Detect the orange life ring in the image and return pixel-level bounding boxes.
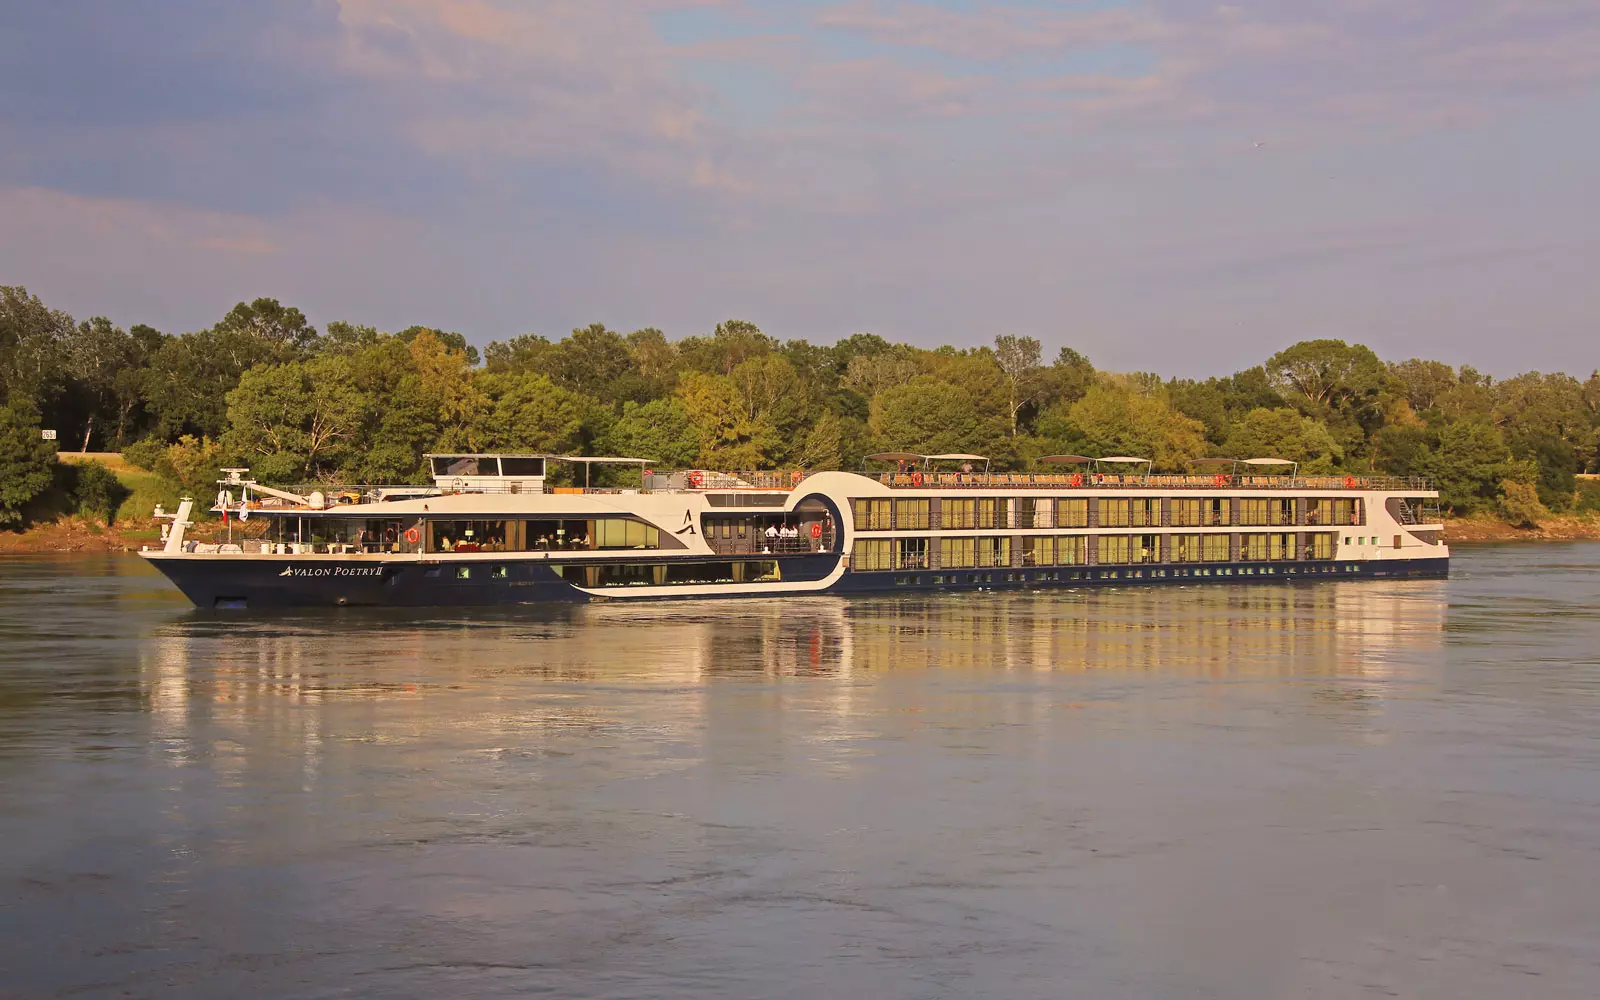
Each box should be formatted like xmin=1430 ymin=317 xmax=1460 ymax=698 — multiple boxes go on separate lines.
xmin=910 ymin=471 xmax=924 ymax=487
xmin=1070 ymin=473 xmax=1083 ymax=488
xmin=687 ymin=470 xmax=704 ymax=488
xmin=1213 ymin=474 xmax=1227 ymax=488
xmin=404 ymin=526 xmax=420 ymax=545
xmin=1343 ymin=475 xmax=1356 ymax=489
xmin=1094 ymin=473 xmax=1106 ymax=485
xmin=791 ymin=470 xmax=803 ymax=486
xmin=810 ymin=522 xmax=823 ymax=539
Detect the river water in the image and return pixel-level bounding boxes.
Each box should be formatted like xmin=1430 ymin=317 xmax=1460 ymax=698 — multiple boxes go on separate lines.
xmin=2 ymin=546 xmax=1599 ymax=999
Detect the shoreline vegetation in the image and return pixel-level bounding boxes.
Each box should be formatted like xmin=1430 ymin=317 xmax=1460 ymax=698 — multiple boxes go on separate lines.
xmin=4 ymin=286 xmax=1599 ymax=546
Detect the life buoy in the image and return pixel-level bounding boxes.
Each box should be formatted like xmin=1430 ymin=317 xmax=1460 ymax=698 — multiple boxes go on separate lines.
xmin=687 ymin=470 xmax=704 ymax=488
xmin=1213 ymin=474 xmax=1227 ymax=488
xmin=810 ymin=522 xmax=823 ymax=539
xmin=1070 ymin=473 xmax=1083 ymax=488
xmin=1343 ymin=476 xmax=1356 ymax=489
xmin=910 ymin=471 xmax=924 ymax=487
xmin=404 ymin=526 xmax=420 ymax=545
xmin=1094 ymin=473 xmax=1106 ymax=485
xmin=791 ymin=470 xmax=803 ymax=486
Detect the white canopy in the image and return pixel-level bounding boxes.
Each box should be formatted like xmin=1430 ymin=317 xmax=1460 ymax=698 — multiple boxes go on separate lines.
xmin=1239 ymin=457 xmax=1294 ymax=466
xmin=927 ymin=453 xmax=988 ymax=461
xmin=1099 ymin=456 xmax=1150 ymax=464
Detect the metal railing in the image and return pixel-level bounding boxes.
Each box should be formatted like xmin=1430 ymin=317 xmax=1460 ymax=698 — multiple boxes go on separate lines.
xmin=870 ymin=473 xmax=1433 ymax=492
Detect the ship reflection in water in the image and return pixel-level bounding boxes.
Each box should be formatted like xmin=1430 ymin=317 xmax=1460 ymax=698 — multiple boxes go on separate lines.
xmin=5 ymin=549 xmax=1600 ymax=999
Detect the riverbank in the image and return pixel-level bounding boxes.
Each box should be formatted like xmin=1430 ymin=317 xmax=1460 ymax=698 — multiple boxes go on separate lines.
xmin=1442 ymin=514 xmax=1600 ymax=543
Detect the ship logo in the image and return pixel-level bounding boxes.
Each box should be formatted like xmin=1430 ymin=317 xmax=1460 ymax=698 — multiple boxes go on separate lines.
xmin=279 ymin=566 xmax=294 ymax=576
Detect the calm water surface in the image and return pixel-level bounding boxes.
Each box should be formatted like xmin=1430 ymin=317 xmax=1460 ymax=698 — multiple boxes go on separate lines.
xmin=3 ymin=546 xmax=1600 ymax=999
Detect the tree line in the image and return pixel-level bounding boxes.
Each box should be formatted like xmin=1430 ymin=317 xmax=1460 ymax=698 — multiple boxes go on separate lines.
xmin=2 ymin=284 xmax=1598 ymax=525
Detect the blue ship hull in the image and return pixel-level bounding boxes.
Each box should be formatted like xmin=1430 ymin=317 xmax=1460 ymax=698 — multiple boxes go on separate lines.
xmin=145 ymin=554 xmax=1449 ymax=610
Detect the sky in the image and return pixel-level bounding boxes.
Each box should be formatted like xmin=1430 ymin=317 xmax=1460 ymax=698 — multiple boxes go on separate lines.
xmin=2 ymin=0 xmax=1597 ymax=378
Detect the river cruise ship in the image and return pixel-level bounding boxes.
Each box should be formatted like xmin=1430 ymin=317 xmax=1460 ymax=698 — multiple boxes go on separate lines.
xmin=140 ymin=452 xmax=1448 ymax=609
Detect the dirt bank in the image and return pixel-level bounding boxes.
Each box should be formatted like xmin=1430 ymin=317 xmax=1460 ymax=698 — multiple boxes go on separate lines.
xmin=1442 ymin=515 xmax=1600 ymax=543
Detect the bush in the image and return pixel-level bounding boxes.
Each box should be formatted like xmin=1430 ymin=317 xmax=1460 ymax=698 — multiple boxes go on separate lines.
xmin=71 ymin=460 xmax=131 ymax=526
xmin=1498 ymin=479 xmax=1549 ymax=528
xmin=122 ymin=437 xmax=168 ymax=474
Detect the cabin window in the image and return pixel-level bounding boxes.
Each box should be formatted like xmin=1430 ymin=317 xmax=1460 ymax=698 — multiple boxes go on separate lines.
xmin=1098 ymin=499 xmax=1130 ymax=528
xmin=1099 ymin=535 xmax=1131 ymax=563
xmin=1056 ymin=498 xmax=1089 ymax=528
xmin=1310 ymin=533 xmax=1337 ymax=560
xmin=897 ymin=538 xmax=929 ymax=570
xmin=975 ymin=498 xmax=1001 ymax=530
xmin=941 ymin=499 xmax=975 ymax=529
xmin=1133 ymin=535 xmax=1160 ymax=564
xmin=1201 ymin=534 xmax=1231 ymax=562
xmin=1057 ymin=536 xmax=1088 ymax=566
xmin=852 ymin=538 xmax=894 ymax=571
xmin=852 ymin=499 xmax=893 ymax=531
xmin=1240 ymin=499 xmax=1295 ymax=527
xmin=1015 ymin=498 xmax=1041 ymax=529
xmin=1130 ymin=499 xmax=1159 ymax=528
xmin=977 ymin=537 xmax=1010 ymax=568
xmin=1171 ymin=535 xmax=1203 ymax=563
xmin=524 ymin=519 xmax=600 ymax=550
xmin=939 ymin=537 xmax=976 ymax=569
xmin=1308 ymin=498 xmax=1359 ymax=526
xmin=895 ymin=499 xmax=931 ymax=530
xmin=1021 ymin=537 xmax=1053 ymax=567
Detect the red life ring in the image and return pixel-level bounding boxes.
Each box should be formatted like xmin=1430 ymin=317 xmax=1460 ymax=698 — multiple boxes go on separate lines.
xmin=1094 ymin=473 xmax=1106 ymax=485
xmin=791 ymin=470 xmax=803 ymax=486
xmin=687 ymin=470 xmax=704 ymax=488
xmin=1343 ymin=475 xmax=1356 ymax=489
xmin=810 ymin=522 xmax=823 ymax=539
xmin=910 ymin=471 xmax=924 ymax=487
xmin=1070 ymin=473 xmax=1083 ymax=488
xmin=1213 ymin=474 xmax=1227 ymax=487
xmin=404 ymin=526 xmax=420 ymax=545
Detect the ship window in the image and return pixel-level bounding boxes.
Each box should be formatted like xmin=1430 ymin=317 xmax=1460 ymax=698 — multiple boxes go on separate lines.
xmin=1099 ymin=535 xmax=1131 ymax=563
xmin=977 ymin=537 xmax=1010 ymax=568
xmin=1201 ymin=534 xmax=1230 ymax=562
xmin=1098 ymin=499 xmax=1130 ymax=527
xmin=939 ymin=537 xmax=976 ymax=569
xmin=456 ymin=566 xmax=472 ymax=579
xmin=499 ymin=457 xmax=545 ymax=476
xmin=492 ymin=565 xmax=508 ymax=579
xmin=1057 ymin=536 xmax=1088 ymax=565
xmin=432 ymin=456 xmax=492 ymax=478
xmin=941 ymin=499 xmax=975 ymax=529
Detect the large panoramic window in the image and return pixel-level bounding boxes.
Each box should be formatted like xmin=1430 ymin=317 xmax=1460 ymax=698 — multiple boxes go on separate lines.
xmin=594 ymin=518 xmax=660 ymax=549
xmin=1173 ymin=498 xmax=1231 ymax=527
xmin=1309 ymin=498 xmax=1360 ymax=526
xmin=430 ymin=520 xmax=508 ymax=552
xmin=1240 ymin=499 xmax=1295 ymax=527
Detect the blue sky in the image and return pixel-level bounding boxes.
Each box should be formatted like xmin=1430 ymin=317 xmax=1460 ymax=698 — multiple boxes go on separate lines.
xmin=2 ymin=0 xmax=1597 ymax=377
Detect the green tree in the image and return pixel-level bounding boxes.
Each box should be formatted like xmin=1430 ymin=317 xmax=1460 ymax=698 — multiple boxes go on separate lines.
xmin=1264 ymin=339 xmax=1385 ymax=410
xmin=603 ymin=398 xmax=699 ymax=468
xmin=1067 ymin=384 xmax=1206 ymax=471
xmin=678 ymin=371 xmax=778 ymax=469
xmin=0 ymin=398 xmax=56 ymax=525
xmin=678 ymin=320 xmax=777 ymax=376
xmin=1416 ymin=421 xmax=1513 ymax=514
xmin=870 ymin=376 xmax=983 ymax=455
xmin=994 ymin=334 xmax=1043 ymax=437
xmin=470 ymin=372 xmax=590 ymax=454
xmin=0 ymin=285 xmax=73 ymax=408
xmin=1388 ymin=359 xmax=1457 ymax=412
xmin=1498 ymin=477 xmax=1548 ymax=528
xmin=799 ymin=409 xmax=843 ymax=470
xmin=1224 ymin=407 xmax=1344 ymax=472
xmin=215 ymin=298 xmax=318 ymax=349
xmin=223 ymin=356 xmax=366 ymax=482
